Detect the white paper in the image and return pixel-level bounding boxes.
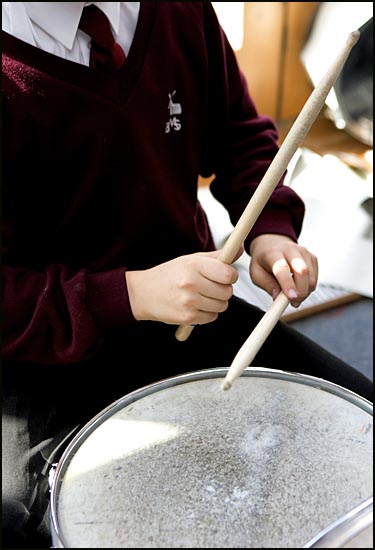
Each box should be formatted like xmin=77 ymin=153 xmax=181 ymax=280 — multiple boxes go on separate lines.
xmin=288 ymin=150 xmax=373 ymax=298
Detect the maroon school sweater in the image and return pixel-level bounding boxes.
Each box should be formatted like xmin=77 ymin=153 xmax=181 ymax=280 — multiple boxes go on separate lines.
xmin=2 ymin=1 xmax=305 ymax=363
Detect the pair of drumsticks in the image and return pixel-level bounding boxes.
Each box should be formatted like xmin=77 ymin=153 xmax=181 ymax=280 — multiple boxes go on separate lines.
xmin=174 ymin=31 xmax=360 ymax=391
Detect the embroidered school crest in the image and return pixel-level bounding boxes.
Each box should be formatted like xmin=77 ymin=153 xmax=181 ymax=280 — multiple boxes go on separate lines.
xmin=165 ymin=91 xmax=182 ymax=133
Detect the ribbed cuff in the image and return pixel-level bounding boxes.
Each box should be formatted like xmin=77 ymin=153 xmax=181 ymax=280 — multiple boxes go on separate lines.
xmin=85 ymin=268 xmax=136 ymax=331
xmin=245 ymin=206 xmax=302 ymax=251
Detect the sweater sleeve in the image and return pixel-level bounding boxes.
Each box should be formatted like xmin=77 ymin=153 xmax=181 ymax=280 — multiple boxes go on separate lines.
xmin=201 ymin=3 xmax=305 ymax=252
xmin=2 ymin=264 xmax=136 ymax=364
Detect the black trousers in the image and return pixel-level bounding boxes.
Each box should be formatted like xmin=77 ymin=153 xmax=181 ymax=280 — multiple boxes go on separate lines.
xmin=2 ymin=297 xmax=373 ymax=547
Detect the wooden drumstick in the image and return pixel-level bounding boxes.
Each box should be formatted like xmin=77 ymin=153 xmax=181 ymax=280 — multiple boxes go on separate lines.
xmin=175 ymin=30 xmax=359 ymax=342
xmin=221 ymin=291 xmax=290 ymax=391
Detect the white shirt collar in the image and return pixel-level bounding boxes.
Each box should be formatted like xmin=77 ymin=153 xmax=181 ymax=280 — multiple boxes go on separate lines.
xmin=24 ymin=2 xmax=121 ymax=50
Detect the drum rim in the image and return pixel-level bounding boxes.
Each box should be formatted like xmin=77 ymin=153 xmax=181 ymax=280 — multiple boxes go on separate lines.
xmin=302 ymin=496 xmax=373 ymax=548
xmin=50 ymin=366 xmax=373 ymax=548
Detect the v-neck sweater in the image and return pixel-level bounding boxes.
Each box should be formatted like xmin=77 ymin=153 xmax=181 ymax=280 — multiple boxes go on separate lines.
xmin=2 ymin=1 xmax=305 ymax=364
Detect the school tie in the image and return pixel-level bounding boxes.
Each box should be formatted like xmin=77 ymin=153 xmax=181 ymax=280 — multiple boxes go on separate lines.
xmin=78 ymin=5 xmax=126 ymax=72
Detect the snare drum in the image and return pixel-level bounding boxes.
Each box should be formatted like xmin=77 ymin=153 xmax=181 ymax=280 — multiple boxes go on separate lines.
xmin=50 ymin=368 xmax=373 ymax=548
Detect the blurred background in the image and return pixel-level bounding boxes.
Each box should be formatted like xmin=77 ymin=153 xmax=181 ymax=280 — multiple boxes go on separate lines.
xmin=200 ymin=2 xmax=373 ymax=382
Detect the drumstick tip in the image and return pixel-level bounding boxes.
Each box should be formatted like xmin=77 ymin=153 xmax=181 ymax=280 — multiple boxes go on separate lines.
xmin=348 ymin=29 xmax=360 ymax=46
xmin=221 ymin=379 xmax=232 ymax=391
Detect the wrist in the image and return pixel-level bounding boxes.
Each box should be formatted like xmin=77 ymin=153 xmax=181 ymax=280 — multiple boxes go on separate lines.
xmin=125 ymin=270 xmax=148 ymax=321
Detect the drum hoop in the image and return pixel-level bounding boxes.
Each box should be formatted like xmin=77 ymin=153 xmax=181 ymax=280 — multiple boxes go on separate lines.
xmin=50 ymin=366 xmax=373 ymax=548
xmin=302 ymin=496 xmax=373 ymax=548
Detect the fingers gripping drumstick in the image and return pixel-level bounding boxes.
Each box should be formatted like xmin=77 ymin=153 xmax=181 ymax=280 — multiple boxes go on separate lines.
xmin=175 ymin=30 xmax=359 ymax=343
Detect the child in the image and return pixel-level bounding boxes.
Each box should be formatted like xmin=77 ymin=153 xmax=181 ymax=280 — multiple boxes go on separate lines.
xmin=2 ymin=2 xmax=372 ymax=546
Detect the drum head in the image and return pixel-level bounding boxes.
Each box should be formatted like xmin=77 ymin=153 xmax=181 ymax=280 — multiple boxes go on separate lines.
xmin=50 ymin=368 xmax=373 ymax=548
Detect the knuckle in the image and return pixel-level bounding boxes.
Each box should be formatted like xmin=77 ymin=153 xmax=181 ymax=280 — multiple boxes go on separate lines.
xmin=180 ymin=294 xmax=195 ymax=310
xmin=177 ymin=277 xmax=194 ymax=291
